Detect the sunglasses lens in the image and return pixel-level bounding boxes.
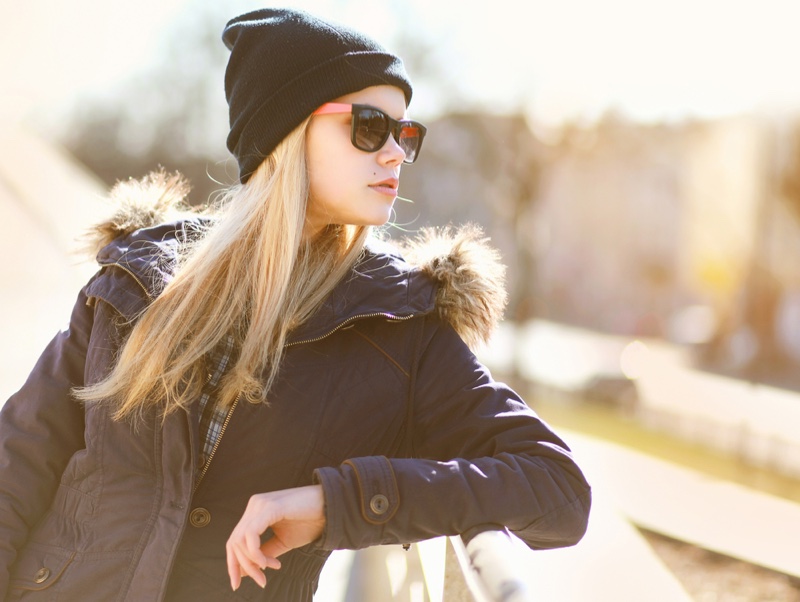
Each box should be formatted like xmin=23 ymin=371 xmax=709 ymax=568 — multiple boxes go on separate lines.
xmin=351 ymin=106 xmax=426 ymax=163
xmin=398 ymin=125 xmax=423 ymax=163
xmin=353 ymin=109 xmax=390 ymax=152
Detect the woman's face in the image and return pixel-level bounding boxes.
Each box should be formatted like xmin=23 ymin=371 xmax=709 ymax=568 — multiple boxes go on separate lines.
xmin=305 ymin=85 xmax=408 ymax=238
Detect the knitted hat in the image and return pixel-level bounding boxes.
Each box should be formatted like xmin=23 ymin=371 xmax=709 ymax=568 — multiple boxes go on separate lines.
xmin=222 ymin=8 xmax=413 ymax=184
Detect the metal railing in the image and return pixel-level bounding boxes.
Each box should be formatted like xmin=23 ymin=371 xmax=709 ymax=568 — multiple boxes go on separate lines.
xmin=318 ymin=528 xmax=536 ymax=601
xmin=444 ymin=529 xmax=536 ymax=602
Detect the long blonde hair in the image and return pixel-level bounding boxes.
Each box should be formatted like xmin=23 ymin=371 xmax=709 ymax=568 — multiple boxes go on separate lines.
xmin=77 ymin=118 xmax=369 ymax=422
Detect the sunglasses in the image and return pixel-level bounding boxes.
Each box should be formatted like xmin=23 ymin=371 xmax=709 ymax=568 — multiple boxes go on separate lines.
xmin=312 ymin=103 xmax=427 ymax=164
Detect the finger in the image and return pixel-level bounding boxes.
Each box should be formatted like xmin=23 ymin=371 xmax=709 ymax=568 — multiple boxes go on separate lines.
xmin=233 ymin=545 xmax=267 ymax=588
xmin=226 ymin=543 xmax=242 ymax=591
xmin=260 ymin=536 xmax=290 ymax=563
xmin=259 ymin=550 xmax=282 ymax=571
xmin=237 ymin=529 xmax=279 ymax=570
xmin=244 ymin=531 xmax=268 ymax=568
xmin=227 ymin=536 xmax=267 ymax=590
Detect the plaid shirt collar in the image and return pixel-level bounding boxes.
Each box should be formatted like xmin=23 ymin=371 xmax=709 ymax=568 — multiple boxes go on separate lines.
xmin=197 ymin=334 xmax=237 ymax=473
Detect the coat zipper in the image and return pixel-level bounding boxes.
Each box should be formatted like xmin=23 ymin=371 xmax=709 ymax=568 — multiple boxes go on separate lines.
xmin=286 ymin=312 xmax=415 ymax=347
xmin=191 ymin=312 xmax=416 ymax=494
xmin=99 ymin=260 xmax=155 ymax=300
xmin=105 ymin=264 xmax=414 ymax=338
xmin=193 ymin=394 xmax=240 ymax=494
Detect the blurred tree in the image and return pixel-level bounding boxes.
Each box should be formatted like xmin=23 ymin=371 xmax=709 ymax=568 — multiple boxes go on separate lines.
xmin=396 ymin=112 xmax=543 ymax=321
xmin=779 ymin=120 xmax=800 ymax=222
xmin=61 ymin=2 xmax=234 ymax=205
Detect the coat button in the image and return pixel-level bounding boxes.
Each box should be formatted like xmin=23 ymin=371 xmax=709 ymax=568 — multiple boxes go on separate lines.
xmin=33 ymin=567 xmax=51 ymax=584
xmin=369 ymin=494 xmax=389 ymax=515
xmin=189 ymin=507 xmax=211 ymax=527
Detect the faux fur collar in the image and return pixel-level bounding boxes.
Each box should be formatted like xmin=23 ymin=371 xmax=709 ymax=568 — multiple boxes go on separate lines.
xmin=86 ymin=171 xmax=507 ymax=348
xmin=397 ymin=225 xmax=506 ymax=349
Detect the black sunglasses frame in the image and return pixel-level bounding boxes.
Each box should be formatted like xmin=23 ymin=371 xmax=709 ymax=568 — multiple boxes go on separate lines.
xmin=348 ymin=104 xmax=427 ymax=164
xmin=312 ymin=102 xmax=428 ymax=163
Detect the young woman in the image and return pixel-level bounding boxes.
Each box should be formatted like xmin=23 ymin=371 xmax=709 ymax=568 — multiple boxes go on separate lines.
xmin=0 ymin=8 xmax=591 ymax=601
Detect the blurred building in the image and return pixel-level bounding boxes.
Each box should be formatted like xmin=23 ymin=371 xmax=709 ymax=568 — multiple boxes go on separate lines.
xmin=399 ymin=109 xmax=800 ymax=386
xmin=533 ymin=115 xmax=685 ymax=336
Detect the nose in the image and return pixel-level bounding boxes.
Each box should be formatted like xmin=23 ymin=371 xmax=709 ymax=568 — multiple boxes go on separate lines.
xmin=377 ymin=133 xmax=406 ymax=166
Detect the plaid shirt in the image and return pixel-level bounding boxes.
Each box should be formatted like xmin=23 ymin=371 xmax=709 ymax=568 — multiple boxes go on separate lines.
xmin=197 ymin=335 xmax=237 ymax=472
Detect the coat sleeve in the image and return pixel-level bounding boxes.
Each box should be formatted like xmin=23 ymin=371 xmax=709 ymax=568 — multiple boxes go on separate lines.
xmin=313 ymin=316 xmax=591 ymax=551
xmin=0 ymin=285 xmax=95 ymax=598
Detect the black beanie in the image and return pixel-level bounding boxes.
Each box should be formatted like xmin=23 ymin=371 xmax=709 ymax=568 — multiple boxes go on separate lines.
xmin=222 ymin=8 xmax=414 ymax=184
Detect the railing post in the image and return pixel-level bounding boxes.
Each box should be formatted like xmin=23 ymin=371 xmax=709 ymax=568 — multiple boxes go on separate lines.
xmin=447 ymin=529 xmax=536 ymax=602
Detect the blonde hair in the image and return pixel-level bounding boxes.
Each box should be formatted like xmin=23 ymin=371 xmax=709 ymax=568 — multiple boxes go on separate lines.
xmin=77 ymin=119 xmax=369 ymax=422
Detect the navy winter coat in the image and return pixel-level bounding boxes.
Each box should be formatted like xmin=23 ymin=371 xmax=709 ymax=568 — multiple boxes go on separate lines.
xmin=0 ymin=187 xmax=591 ymax=601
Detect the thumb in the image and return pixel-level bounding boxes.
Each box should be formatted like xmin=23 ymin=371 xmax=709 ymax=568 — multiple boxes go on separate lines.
xmin=260 ymin=536 xmax=291 ymax=563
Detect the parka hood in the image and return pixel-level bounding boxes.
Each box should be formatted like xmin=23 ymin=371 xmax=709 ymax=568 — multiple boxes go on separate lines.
xmin=397 ymin=226 xmax=507 ymax=349
xmin=88 ymin=171 xmax=507 ymax=349
xmin=84 ymin=170 xmax=198 ymax=256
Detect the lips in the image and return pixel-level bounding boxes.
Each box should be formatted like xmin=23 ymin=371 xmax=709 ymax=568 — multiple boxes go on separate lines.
xmin=368 ymin=177 xmax=400 ymax=199
xmin=369 ymin=177 xmax=399 ymax=192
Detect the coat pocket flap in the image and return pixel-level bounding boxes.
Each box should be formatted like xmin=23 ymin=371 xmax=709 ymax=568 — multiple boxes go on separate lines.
xmin=9 ymin=547 xmax=76 ymax=592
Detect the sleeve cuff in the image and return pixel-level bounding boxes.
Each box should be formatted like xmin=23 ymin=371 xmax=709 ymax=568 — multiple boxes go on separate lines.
xmin=312 ymin=456 xmax=400 ymax=550
xmin=343 ymin=456 xmax=399 ymax=525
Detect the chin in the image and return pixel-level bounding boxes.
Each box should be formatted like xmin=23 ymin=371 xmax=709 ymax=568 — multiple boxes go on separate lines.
xmin=369 ymin=214 xmax=393 ymax=227
xmin=352 ymin=211 xmax=393 ymax=228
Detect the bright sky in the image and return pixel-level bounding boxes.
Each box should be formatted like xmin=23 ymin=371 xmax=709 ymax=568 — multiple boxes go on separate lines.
xmin=5 ymin=0 xmax=800 ymax=130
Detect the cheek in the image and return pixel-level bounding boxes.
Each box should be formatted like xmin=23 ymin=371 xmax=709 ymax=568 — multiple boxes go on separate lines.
xmin=308 ymin=148 xmax=363 ymax=204
xmin=306 ymin=120 xmax=369 ymax=207
xmin=308 ymin=143 xmax=345 ymax=198
xmin=307 ymin=162 xmax=325 ymax=202
xmin=308 ymin=159 xmax=346 ymax=205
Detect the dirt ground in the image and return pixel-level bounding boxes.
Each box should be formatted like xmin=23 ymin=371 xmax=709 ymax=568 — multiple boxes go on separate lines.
xmin=641 ymin=530 xmax=800 ymax=602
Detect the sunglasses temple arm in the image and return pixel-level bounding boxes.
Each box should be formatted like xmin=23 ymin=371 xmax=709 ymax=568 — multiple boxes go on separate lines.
xmin=312 ymin=102 xmax=354 ymax=116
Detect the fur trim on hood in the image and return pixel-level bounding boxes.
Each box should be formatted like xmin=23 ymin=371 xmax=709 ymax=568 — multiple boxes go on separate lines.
xmin=398 ymin=226 xmax=507 ymax=349
xmin=83 ymin=170 xmax=196 ymax=257
xmin=86 ymin=171 xmax=507 ymax=348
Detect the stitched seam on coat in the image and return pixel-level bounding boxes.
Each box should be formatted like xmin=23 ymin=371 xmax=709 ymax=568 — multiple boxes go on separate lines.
xmin=379 ymin=456 xmax=400 ymax=523
xmin=342 ymin=459 xmax=367 ymax=523
xmin=520 ymin=489 xmax=592 ymax=540
xmin=115 ymin=412 xmax=164 ymax=601
xmin=351 ymin=329 xmax=410 ymax=378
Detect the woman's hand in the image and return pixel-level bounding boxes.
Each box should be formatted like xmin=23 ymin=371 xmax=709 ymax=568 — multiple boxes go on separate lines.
xmin=226 ymin=484 xmax=326 ymax=590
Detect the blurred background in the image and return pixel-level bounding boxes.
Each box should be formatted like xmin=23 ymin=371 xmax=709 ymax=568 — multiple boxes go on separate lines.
xmin=4 ymin=0 xmax=800 ymax=600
